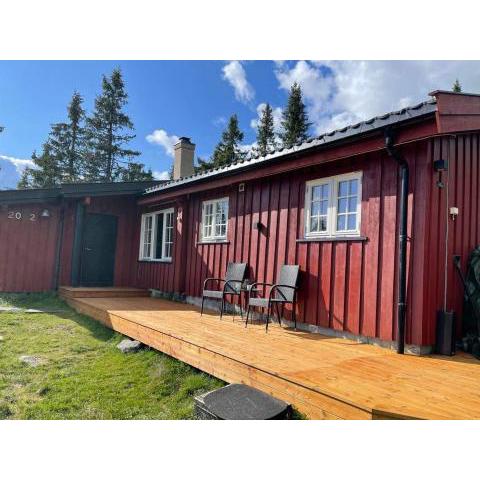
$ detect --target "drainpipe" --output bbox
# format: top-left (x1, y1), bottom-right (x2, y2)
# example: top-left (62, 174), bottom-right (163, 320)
top-left (384, 129), bottom-right (408, 354)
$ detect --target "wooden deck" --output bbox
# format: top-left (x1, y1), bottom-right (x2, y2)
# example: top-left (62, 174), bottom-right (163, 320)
top-left (59, 286), bottom-right (149, 299)
top-left (65, 293), bottom-right (480, 419)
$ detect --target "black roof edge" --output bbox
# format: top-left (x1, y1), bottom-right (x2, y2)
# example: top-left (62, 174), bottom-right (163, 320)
top-left (0, 180), bottom-right (165, 205)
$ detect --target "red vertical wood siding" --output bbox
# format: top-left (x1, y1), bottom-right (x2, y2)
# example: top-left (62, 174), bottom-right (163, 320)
top-left (138, 142), bottom-right (441, 346)
top-left (424, 133), bottom-right (480, 345)
top-left (0, 203), bottom-right (61, 292)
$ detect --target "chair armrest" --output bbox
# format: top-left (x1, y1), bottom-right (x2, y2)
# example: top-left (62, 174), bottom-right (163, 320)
top-left (269, 284), bottom-right (298, 301)
top-left (223, 279), bottom-right (244, 294)
top-left (203, 277), bottom-right (226, 290)
top-left (248, 281), bottom-right (274, 298)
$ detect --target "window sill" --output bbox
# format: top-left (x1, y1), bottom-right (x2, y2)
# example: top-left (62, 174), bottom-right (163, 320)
top-left (196, 240), bottom-right (230, 246)
top-left (138, 259), bottom-right (173, 264)
top-left (297, 236), bottom-right (368, 243)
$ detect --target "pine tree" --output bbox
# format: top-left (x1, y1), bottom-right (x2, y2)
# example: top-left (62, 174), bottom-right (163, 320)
top-left (210, 114), bottom-right (246, 168)
top-left (255, 103), bottom-right (276, 156)
top-left (85, 68), bottom-right (141, 181)
top-left (453, 79), bottom-right (462, 93)
top-left (280, 82), bottom-right (311, 148)
top-left (119, 162), bottom-right (153, 181)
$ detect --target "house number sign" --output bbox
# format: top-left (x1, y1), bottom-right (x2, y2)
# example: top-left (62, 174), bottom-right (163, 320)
top-left (7, 211), bottom-right (37, 221)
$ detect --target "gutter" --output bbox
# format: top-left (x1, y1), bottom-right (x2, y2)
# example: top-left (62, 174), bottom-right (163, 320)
top-left (384, 128), bottom-right (409, 355)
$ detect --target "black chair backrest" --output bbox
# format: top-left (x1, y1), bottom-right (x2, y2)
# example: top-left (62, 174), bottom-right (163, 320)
top-left (275, 265), bottom-right (300, 302)
top-left (225, 262), bottom-right (247, 293)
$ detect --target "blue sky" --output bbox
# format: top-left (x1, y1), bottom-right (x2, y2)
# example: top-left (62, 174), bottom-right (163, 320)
top-left (2, 60), bottom-right (480, 188)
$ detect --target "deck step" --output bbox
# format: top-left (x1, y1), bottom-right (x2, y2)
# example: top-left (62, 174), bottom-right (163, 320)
top-left (59, 286), bottom-right (150, 299)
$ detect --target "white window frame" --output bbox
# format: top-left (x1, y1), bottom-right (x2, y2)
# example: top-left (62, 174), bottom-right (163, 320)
top-left (304, 172), bottom-right (362, 238)
top-left (201, 197), bottom-right (229, 242)
top-left (139, 207), bottom-right (175, 261)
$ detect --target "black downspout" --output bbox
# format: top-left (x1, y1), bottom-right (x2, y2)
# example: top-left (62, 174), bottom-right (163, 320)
top-left (385, 129), bottom-right (409, 354)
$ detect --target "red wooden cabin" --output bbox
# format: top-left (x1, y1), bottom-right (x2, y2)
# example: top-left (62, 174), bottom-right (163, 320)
top-left (2, 90), bottom-right (480, 354)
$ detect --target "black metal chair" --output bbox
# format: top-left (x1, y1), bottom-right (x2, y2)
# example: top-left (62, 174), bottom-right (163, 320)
top-left (246, 265), bottom-right (300, 332)
top-left (201, 262), bottom-right (248, 320)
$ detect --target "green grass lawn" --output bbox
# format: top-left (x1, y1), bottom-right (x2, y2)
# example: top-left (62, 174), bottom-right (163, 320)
top-left (0, 293), bottom-right (224, 419)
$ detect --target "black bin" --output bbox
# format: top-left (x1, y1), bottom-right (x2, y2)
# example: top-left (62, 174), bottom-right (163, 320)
top-left (435, 310), bottom-right (456, 356)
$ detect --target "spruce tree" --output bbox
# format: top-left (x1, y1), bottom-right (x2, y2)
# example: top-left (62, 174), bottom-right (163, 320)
top-left (47, 91), bottom-right (86, 183)
top-left (255, 103), bottom-right (276, 156)
top-left (119, 162), bottom-right (153, 181)
top-left (280, 82), bottom-right (311, 148)
top-left (195, 156), bottom-right (212, 173)
top-left (210, 114), bottom-right (246, 168)
top-left (85, 68), bottom-right (141, 181)
top-left (453, 79), bottom-right (462, 93)
top-left (19, 146), bottom-right (61, 188)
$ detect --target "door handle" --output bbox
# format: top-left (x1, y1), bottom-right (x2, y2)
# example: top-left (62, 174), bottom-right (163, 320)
top-left (85, 247), bottom-right (92, 251)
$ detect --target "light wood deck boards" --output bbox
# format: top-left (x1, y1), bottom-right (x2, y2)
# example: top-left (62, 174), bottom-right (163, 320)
top-left (59, 286), bottom-right (149, 299)
top-left (66, 295), bottom-right (480, 420)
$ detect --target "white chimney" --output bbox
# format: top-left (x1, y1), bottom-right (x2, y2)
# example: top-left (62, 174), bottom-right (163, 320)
top-left (173, 137), bottom-right (195, 180)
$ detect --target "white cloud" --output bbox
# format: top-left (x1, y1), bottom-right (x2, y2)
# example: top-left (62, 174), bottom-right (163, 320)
top-left (213, 116), bottom-right (227, 127)
top-left (146, 129), bottom-right (179, 157)
top-left (222, 61), bottom-right (255, 104)
top-left (274, 60), bottom-right (480, 135)
top-left (274, 60), bottom-right (333, 132)
top-left (250, 102), bottom-right (283, 134)
top-left (0, 154), bottom-right (35, 174)
top-left (152, 170), bottom-right (170, 180)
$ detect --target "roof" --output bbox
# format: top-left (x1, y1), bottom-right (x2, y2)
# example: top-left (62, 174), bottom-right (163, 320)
top-left (61, 180), bottom-right (162, 198)
top-left (144, 98), bottom-right (438, 196)
top-left (0, 180), bottom-right (165, 205)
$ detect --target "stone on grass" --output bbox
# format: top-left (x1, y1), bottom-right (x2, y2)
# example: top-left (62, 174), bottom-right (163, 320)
top-left (117, 339), bottom-right (142, 353)
top-left (19, 355), bottom-right (44, 367)
top-left (0, 335), bottom-right (4, 342)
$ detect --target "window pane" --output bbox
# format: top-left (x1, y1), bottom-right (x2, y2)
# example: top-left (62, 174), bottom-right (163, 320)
top-left (338, 198), bottom-right (348, 214)
top-left (349, 179), bottom-right (358, 195)
top-left (320, 199), bottom-right (328, 215)
top-left (310, 216), bottom-right (318, 232)
top-left (311, 201), bottom-right (321, 216)
top-left (348, 196), bottom-right (357, 212)
top-left (337, 214), bottom-right (346, 231)
top-left (338, 180), bottom-right (349, 197)
top-left (319, 217), bottom-right (327, 231)
top-left (347, 213), bottom-right (357, 230)
top-left (142, 216), bottom-right (152, 258)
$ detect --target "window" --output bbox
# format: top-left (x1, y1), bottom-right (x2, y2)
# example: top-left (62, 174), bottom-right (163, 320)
top-left (201, 197), bottom-right (229, 241)
top-left (305, 172), bottom-right (362, 238)
top-left (139, 208), bottom-right (174, 261)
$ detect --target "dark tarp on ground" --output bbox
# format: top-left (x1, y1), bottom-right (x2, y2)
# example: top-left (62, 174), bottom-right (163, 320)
top-left (462, 245), bottom-right (480, 336)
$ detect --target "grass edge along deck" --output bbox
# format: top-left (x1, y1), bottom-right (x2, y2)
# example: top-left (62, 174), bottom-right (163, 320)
top-left (63, 294), bottom-right (480, 420)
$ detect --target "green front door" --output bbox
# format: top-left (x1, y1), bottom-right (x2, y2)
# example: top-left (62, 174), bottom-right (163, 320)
top-left (80, 213), bottom-right (118, 287)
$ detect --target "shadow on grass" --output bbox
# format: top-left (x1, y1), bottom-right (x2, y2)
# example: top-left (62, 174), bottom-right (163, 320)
top-left (66, 311), bottom-right (117, 342)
